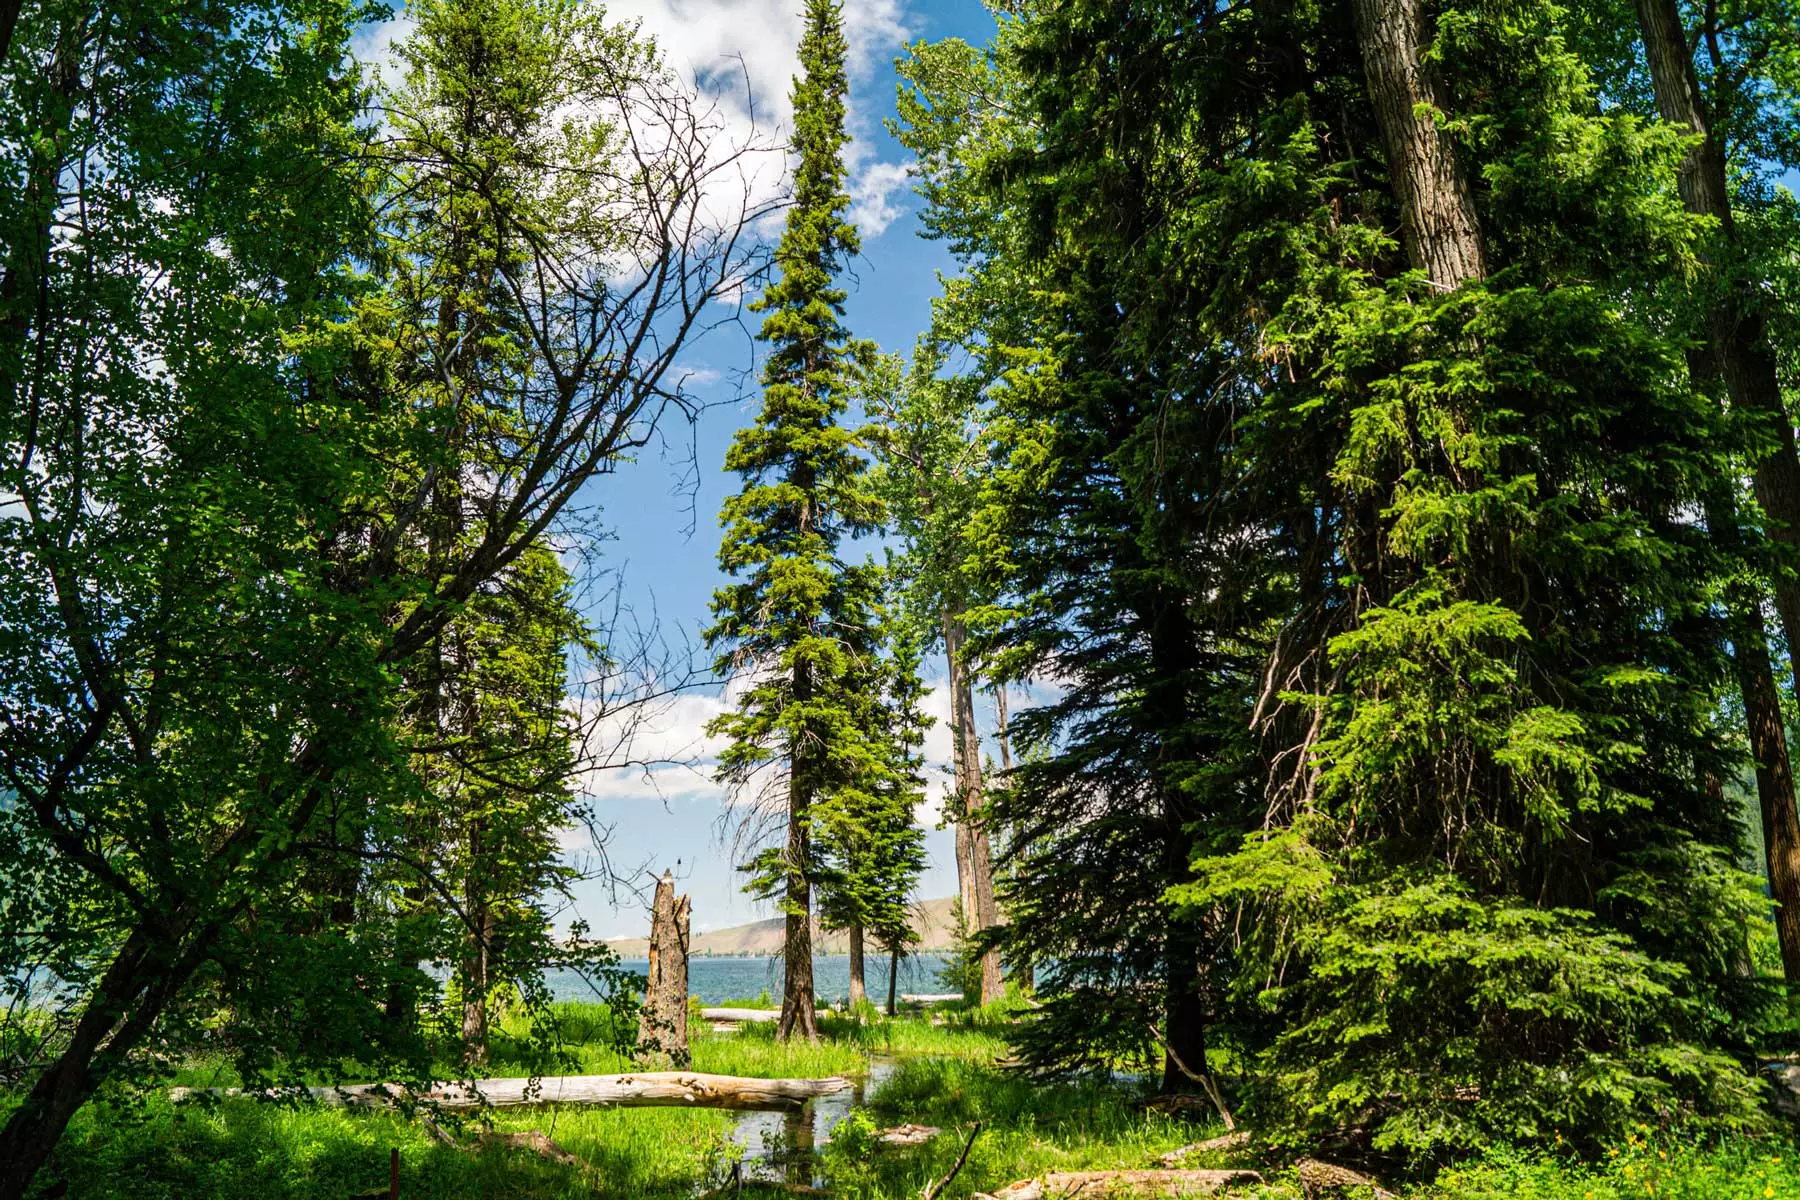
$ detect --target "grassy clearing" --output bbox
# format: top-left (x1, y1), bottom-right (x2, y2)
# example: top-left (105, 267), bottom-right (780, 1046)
top-left (22, 1013), bottom-right (1800, 1198)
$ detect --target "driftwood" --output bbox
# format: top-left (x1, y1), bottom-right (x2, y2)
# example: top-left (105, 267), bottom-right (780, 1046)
top-left (637, 871), bottom-right (691, 1063)
top-left (873, 1122), bottom-right (941, 1147)
top-left (972, 1169), bottom-right (1263, 1199)
top-left (900, 993), bottom-right (965, 1004)
top-left (1296, 1159), bottom-right (1396, 1199)
top-left (171, 1071), bottom-right (851, 1112)
top-left (700, 1007), bottom-right (783, 1023)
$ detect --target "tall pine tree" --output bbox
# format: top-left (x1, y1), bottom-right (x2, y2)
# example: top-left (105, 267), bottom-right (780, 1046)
top-left (705, 0), bottom-right (882, 1043)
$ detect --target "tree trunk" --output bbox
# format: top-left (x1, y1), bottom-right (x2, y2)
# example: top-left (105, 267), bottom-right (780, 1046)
top-left (942, 605), bottom-right (1003, 1005)
top-left (0, 921), bottom-right (210, 1200)
top-left (886, 943), bottom-right (900, 1016)
top-left (1706, 479), bottom-right (1800, 979)
top-left (779, 779), bottom-right (819, 1042)
top-left (637, 869), bottom-right (692, 1062)
top-left (1731, 589), bottom-right (1800, 980)
top-left (0, 0), bottom-right (21, 77)
top-left (461, 901), bottom-right (493, 1067)
top-left (1350, 0), bottom-right (1487, 287)
top-left (848, 923), bottom-right (866, 1008)
top-left (1634, 0), bottom-right (1800, 980)
top-left (1636, 0), bottom-right (1800, 689)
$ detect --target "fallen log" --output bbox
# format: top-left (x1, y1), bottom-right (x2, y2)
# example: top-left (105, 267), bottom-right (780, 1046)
top-left (972, 1168), bottom-right (1263, 1199)
top-left (699, 1007), bottom-right (782, 1023)
top-left (900, 993), bottom-right (964, 1004)
top-left (171, 1071), bottom-right (852, 1112)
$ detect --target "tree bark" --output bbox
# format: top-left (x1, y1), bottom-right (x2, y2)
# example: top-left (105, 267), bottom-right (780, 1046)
top-left (847, 923), bottom-right (866, 1008)
top-left (461, 899), bottom-right (493, 1067)
top-left (637, 870), bottom-right (692, 1062)
top-left (779, 778), bottom-right (819, 1042)
top-left (942, 605), bottom-right (1003, 1005)
top-left (1350, 0), bottom-right (1487, 287)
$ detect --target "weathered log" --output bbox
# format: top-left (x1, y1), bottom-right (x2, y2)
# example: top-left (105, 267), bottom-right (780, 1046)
top-left (699, 1006), bottom-right (783, 1023)
top-left (1157, 1131), bottom-right (1252, 1166)
top-left (171, 1071), bottom-right (851, 1111)
top-left (637, 871), bottom-right (691, 1064)
top-left (900, 993), bottom-right (964, 1004)
top-left (972, 1169), bottom-right (1263, 1199)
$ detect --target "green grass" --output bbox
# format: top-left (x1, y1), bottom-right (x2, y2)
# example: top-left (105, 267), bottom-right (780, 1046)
top-left (33, 1095), bottom-right (738, 1200)
top-left (20, 1011), bottom-right (1800, 1199)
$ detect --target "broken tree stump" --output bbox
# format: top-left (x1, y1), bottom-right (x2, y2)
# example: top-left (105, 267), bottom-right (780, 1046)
top-left (636, 870), bottom-right (691, 1065)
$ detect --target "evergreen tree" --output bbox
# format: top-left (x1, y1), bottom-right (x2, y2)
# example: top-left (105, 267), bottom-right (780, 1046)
top-left (903, 0), bottom-right (1774, 1150)
top-left (705, 0), bottom-right (883, 1043)
top-left (816, 598), bottom-right (931, 1009)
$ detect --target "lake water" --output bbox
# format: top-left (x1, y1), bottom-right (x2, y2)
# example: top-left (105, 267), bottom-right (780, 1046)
top-left (543, 953), bottom-right (953, 1007)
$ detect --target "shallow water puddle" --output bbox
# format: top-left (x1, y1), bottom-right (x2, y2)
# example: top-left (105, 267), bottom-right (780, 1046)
top-left (728, 1056), bottom-right (897, 1185)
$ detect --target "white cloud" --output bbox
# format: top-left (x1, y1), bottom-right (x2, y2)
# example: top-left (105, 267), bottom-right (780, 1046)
top-left (851, 158), bottom-right (912, 239)
top-left (599, 0), bottom-right (916, 241)
top-left (350, 14), bottom-right (414, 89)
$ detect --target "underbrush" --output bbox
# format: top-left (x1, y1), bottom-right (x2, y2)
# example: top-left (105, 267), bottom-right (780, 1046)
top-left (827, 1057), bottom-right (1800, 1200)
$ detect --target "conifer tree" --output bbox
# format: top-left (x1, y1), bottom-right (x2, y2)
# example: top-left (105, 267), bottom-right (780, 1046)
top-left (705, 0), bottom-right (882, 1043)
top-left (817, 603), bottom-right (931, 1008)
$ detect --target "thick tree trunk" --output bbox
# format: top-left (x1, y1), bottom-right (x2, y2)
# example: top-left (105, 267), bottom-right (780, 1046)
top-left (847, 923), bottom-right (866, 1008)
top-left (779, 782), bottom-right (819, 1042)
top-left (1350, 0), bottom-right (1486, 287)
top-left (461, 901), bottom-right (493, 1067)
top-left (637, 870), bottom-right (692, 1062)
top-left (942, 605), bottom-right (1003, 1005)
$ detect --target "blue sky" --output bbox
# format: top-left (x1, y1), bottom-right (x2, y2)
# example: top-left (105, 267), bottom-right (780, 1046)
top-left (535, 0), bottom-right (1001, 940)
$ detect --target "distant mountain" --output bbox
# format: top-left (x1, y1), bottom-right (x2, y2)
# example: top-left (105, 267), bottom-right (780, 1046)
top-left (607, 895), bottom-right (960, 958)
